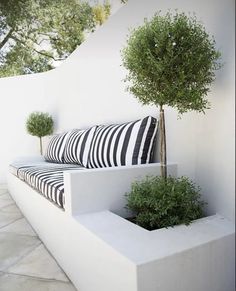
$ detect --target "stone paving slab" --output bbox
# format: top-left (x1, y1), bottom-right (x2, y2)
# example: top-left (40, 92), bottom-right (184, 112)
top-left (0, 185), bottom-right (77, 290)
top-left (0, 204), bottom-right (23, 228)
top-left (0, 193), bottom-right (15, 208)
top-left (0, 217), bottom-right (37, 236)
top-left (0, 232), bottom-right (41, 271)
top-left (8, 244), bottom-right (69, 282)
top-left (0, 189), bottom-right (8, 196)
top-left (0, 184), bottom-right (8, 191)
top-left (0, 273), bottom-right (77, 291)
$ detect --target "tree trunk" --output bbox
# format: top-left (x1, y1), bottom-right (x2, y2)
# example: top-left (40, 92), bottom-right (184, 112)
top-left (159, 105), bottom-right (167, 179)
top-left (39, 137), bottom-right (43, 155)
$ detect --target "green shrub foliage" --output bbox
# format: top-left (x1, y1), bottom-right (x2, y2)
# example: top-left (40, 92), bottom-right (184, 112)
top-left (26, 111), bottom-right (54, 155)
top-left (126, 176), bottom-right (205, 230)
top-left (122, 11), bottom-right (221, 114)
top-left (26, 112), bottom-right (53, 138)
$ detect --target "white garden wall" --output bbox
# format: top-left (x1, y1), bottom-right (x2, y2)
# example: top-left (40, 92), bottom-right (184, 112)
top-left (0, 71), bottom-right (58, 183)
top-left (0, 0), bottom-right (235, 221)
top-left (46, 0), bottom-right (235, 221)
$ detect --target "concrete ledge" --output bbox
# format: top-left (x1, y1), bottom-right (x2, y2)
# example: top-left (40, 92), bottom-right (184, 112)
top-left (76, 211), bottom-right (234, 264)
top-left (77, 211), bottom-right (235, 291)
top-left (64, 163), bottom-right (177, 217)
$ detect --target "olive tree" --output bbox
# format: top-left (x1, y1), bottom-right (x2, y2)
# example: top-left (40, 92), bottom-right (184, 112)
top-left (26, 112), bottom-right (54, 155)
top-left (122, 12), bottom-right (221, 178)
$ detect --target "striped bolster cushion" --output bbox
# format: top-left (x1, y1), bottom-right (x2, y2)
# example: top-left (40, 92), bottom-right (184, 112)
top-left (63, 126), bottom-right (97, 167)
top-left (44, 132), bottom-right (70, 163)
top-left (87, 116), bottom-right (157, 168)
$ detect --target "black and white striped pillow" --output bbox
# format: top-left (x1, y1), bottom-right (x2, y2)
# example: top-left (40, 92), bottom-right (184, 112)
top-left (63, 126), bottom-right (97, 167)
top-left (44, 132), bottom-right (70, 163)
top-left (88, 116), bottom-right (157, 168)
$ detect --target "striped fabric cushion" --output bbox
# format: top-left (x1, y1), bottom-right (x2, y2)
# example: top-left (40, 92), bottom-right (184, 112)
top-left (14, 163), bottom-right (83, 209)
top-left (88, 116), bottom-right (157, 168)
top-left (63, 126), bottom-right (97, 167)
top-left (44, 132), bottom-right (70, 163)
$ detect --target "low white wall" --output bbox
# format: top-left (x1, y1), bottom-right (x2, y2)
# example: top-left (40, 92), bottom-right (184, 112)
top-left (0, 0), bottom-right (235, 221)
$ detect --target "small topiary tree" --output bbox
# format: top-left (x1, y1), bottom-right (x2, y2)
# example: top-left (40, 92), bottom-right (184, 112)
top-left (26, 112), bottom-right (54, 155)
top-left (122, 11), bottom-right (221, 178)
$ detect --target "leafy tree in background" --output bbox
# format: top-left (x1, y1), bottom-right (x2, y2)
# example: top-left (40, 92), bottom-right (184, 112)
top-left (0, 0), bottom-right (111, 77)
top-left (93, 1), bottom-right (111, 25)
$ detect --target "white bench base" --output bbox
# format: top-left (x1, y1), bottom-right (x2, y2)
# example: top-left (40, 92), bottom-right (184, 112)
top-left (7, 165), bottom-right (235, 291)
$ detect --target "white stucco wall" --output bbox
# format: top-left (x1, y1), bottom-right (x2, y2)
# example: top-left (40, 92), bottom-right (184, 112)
top-left (0, 0), bottom-right (234, 220)
top-left (194, 2), bottom-right (235, 222)
top-left (0, 72), bottom-right (58, 183)
top-left (47, 0), bottom-right (235, 220)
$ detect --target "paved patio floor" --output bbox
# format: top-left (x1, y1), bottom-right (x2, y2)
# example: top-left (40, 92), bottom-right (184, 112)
top-left (0, 185), bottom-right (77, 291)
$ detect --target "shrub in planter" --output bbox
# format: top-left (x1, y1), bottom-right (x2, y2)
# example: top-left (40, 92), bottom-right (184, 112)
top-left (26, 111), bottom-right (54, 155)
top-left (126, 176), bottom-right (205, 230)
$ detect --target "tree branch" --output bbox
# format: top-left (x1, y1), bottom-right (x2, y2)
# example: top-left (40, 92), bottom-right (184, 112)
top-left (33, 48), bottom-right (65, 61)
top-left (10, 34), bottom-right (65, 62)
top-left (0, 28), bottom-right (14, 50)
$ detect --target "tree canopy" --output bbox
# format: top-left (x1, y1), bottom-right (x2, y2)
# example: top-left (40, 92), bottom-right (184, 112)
top-left (122, 12), bottom-right (221, 114)
top-left (122, 11), bottom-right (221, 178)
top-left (26, 111), bottom-right (54, 155)
top-left (0, 0), bottom-right (111, 77)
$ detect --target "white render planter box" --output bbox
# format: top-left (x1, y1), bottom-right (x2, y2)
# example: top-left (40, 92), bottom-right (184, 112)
top-left (76, 212), bottom-right (235, 291)
top-left (7, 163), bottom-right (235, 291)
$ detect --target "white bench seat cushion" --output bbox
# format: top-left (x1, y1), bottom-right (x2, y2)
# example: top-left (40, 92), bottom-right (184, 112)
top-left (10, 162), bottom-right (84, 209)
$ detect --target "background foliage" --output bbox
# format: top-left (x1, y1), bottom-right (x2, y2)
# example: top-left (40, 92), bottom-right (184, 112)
top-left (0, 0), bottom-right (112, 77)
top-left (126, 175), bottom-right (205, 230)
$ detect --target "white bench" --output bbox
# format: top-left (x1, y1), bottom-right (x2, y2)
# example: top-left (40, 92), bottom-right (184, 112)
top-left (7, 161), bottom-right (235, 291)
